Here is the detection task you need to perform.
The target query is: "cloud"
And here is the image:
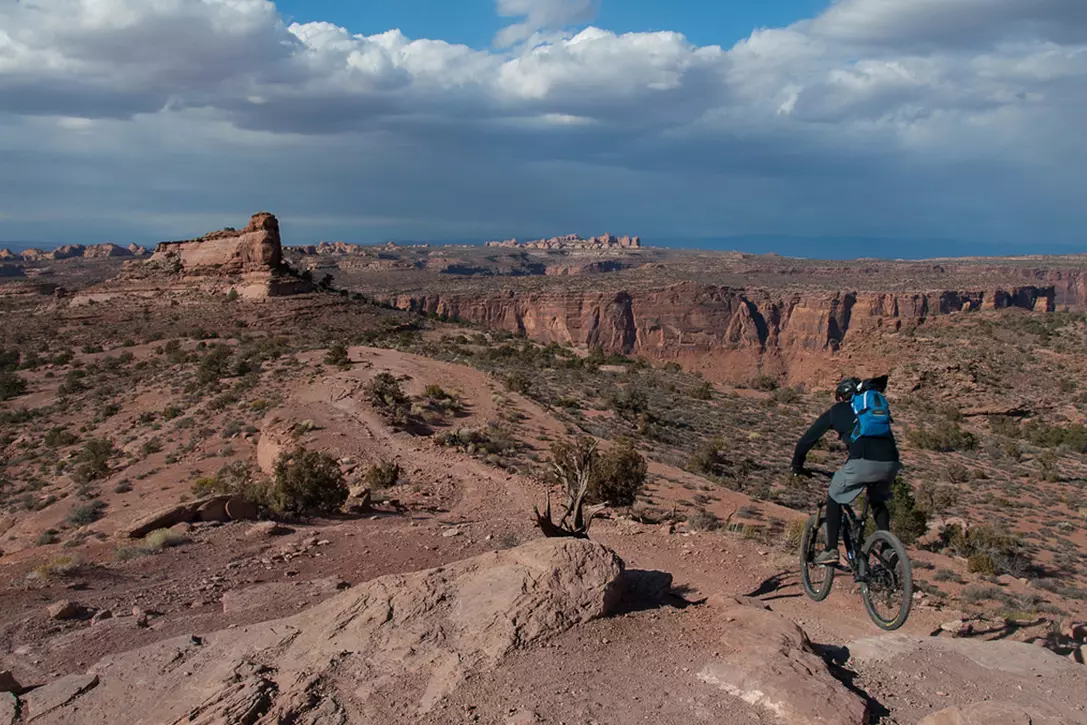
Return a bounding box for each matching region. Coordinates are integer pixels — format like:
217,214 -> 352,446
0,0 -> 1085,249
494,0 -> 601,47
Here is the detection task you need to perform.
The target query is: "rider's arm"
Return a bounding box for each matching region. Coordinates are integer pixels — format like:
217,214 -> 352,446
792,408 -> 833,472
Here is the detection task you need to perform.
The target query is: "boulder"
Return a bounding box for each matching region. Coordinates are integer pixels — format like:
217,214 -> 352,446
119,496 -> 231,538
919,702 -> 1067,725
46,600 -> 82,621
20,674 -> 98,721
195,496 -> 229,523
90,610 -> 113,626
225,496 -> 259,521
30,539 -> 623,724
245,521 -> 293,538
697,598 -> 868,725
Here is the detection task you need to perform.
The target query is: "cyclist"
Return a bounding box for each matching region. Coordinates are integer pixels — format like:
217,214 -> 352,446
791,377 -> 901,566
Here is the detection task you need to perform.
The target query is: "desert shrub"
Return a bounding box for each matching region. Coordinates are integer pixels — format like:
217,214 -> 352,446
933,568 -> 963,583
267,447 -> 348,517
67,499 -> 106,527
989,416 -> 1021,438
687,508 -> 722,531
886,478 -> 929,546
420,384 -> 464,420
0,370 -> 28,401
192,461 -> 259,499
364,459 -> 401,490
546,437 -> 647,507
944,462 -> 971,484
36,529 -> 59,546
1021,421 -> 1087,453
688,438 -> 730,478
908,420 -> 978,452
688,381 -> 714,400
72,439 -> 116,483
932,523 -> 1027,577
750,374 -> 779,392
44,427 -> 79,448
324,342 -> 351,370
589,440 -> 648,506
914,480 -> 958,520
772,386 -> 800,404
116,527 -> 188,560
608,386 -> 649,421
967,554 -> 997,576
140,438 -> 163,457
195,344 -> 233,386
364,373 -> 411,426
32,555 -> 83,579
0,347 -> 19,371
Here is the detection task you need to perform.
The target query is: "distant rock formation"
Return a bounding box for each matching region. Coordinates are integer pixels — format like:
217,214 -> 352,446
0,244 -> 142,262
150,212 -> 283,275
292,240 -> 431,256
486,233 -> 642,251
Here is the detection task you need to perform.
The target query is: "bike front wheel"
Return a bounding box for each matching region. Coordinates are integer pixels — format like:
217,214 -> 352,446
860,530 -> 912,630
799,514 -> 835,601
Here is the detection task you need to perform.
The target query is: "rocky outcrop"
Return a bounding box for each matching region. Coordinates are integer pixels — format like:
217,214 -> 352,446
28,538 -> 624,724
486,233 -> 642,250
150,212 -> 283,276
382,282 -> 1056,361
698,598 -> 868,725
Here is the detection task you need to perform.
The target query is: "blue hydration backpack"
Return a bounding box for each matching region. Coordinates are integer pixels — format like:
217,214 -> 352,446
850,385 -> 893,441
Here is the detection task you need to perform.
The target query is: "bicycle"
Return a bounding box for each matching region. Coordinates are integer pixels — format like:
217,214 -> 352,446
797,470 -> 913,630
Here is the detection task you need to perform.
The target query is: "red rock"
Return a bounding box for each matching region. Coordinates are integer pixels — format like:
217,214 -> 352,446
150,212 -> 283,276
46,600 -> 83,620
697,598 -> 868,725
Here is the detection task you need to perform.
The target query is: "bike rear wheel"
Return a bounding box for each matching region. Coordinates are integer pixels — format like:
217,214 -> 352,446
860,530 -> 912,630
800,514 -> 835,601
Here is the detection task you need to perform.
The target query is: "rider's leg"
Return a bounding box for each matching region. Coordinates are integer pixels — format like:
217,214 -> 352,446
825,496 -> 842,548
871,499 -> 890,532
814,495 -> 842,565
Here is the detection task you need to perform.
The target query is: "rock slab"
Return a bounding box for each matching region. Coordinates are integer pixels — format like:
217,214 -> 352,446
21,674 -> 98,722
30,538 -> 624,724
698,598 -> 868,725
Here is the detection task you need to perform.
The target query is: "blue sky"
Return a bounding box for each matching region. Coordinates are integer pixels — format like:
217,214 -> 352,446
0,0 -> 1085,256
275,0 -> 832,50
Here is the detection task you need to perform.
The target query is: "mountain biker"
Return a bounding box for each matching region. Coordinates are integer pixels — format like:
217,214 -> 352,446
791,377 -> 901,566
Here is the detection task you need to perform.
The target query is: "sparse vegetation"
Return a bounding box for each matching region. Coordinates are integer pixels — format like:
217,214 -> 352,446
364,372 -> 412,426
364,459 -> 401,490
0,370 -> 28,401
67,499 -> 107,527
116,528 -> 188,560
268,447 -> 348,517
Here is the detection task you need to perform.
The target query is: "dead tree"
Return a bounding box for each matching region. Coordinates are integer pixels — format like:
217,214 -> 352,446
534,437 -> 606,539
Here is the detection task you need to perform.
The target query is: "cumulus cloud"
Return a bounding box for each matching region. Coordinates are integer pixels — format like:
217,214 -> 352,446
494,0 -> 601,47
0,0 -> 1085,249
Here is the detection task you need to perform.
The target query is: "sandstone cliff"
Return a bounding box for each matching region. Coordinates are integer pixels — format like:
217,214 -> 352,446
382,282 -> 1055,378
151,212 -> 283,275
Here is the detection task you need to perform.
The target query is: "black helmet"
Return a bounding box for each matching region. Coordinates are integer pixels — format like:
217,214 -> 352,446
835,378 -> 860,401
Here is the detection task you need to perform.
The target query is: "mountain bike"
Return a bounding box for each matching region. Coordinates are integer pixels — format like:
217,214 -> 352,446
798,471 -> 913,630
